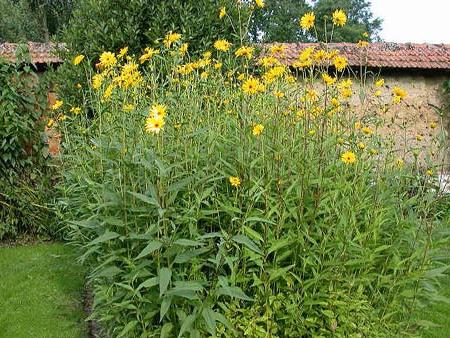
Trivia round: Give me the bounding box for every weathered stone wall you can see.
[350,73,449,168]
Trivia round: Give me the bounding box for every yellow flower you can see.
[321,73,336,86]
[139,47,159,64]
[341,151,357,164]
[70,107,81,115]
[99,51,117,68]
[262,65,286,83]
[252,124,264,136]
[179,43,189,56]
[219,7,226,19]
[357,40,369,47]
[164,32,182,48]
[333,55,347,71]
[214,62,222,69]
[337,138,345,145]
[201,71,209,79]
[370,149,378,155]
[214,39,232,52]
[235,46,255,59]
[47,118,54,128]
[51,100,63,110]
[375,79,384,87]
[118,47,128,58]
[392,86,407,103]
[416,134,423,141]
[430,122,437,129]
[75,83,82,89]
[203,51,212,59]
[144,116,165,134]
[73,54,85,65]
[396,159,404,168]
[229,176,241,187]
[123,103,135,112]
[313,49,327,62]
[426,169,433,176]
[242,77,265,95]
[273,90,284,98]
[269,44,286,55]
[92,74,103,90]
[357,142,366,150]
[58,114,67,121]
[237,73,245,81]
[331,98,340,108]
[332,9,347,27]
[149,104,167,118]
[374,90,382,97]
[308,129,316,136]
[255,0,264,8]
[102,84,114,100]
[363,32,369,38]
[300,12,315,30]
[354,121,361,129]
[285,75,296,83]
[259,56,280,67]
[362,127,373,136]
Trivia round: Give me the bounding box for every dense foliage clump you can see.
[0,47,56,239]
[53,4,449,337]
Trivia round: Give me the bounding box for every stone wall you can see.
[349,72,449,168]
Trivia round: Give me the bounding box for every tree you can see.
[312,0,382,42]
[250,0,312,42]
[250,0,382,43]
[0,0,44,42]
[0,0,74,42]
[62,0,248,58]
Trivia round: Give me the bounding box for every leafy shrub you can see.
[55,0,249,121]
[0,47,56,240]
[0,0,44,42]
[58,5,449,337]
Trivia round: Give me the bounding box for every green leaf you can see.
[267,239,292,255]
[117,320,138,337]
[178,314,196,338]
[217,286,253,301]
[128,191,160,207]
[136,240,163,259]
[202,308,216,335]
[161,323,173,338]
[244,216,276,225]
[321,310,335,318]
[242,225,263,242]
[89,230,120,245]
[138,277,159,290]
[425,266,448,278]
[174,239,204,247]
[174,247,210,264]
[268,265,295,282]
[159,267,172,296]
[160,296,172,322]
[231,234,262,254]
[166,282,204,300]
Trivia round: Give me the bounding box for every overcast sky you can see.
[370,0,450,43]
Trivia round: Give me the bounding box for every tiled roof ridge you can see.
[262,42,450,70]
[0,42,65,64]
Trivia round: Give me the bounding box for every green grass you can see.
[0,243,86,338]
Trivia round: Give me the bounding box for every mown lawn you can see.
[0,243,86,338]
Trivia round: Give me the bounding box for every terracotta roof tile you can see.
[263,42,450,70]
[0,42,64,64]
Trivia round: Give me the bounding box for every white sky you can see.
[370,0,450,43]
